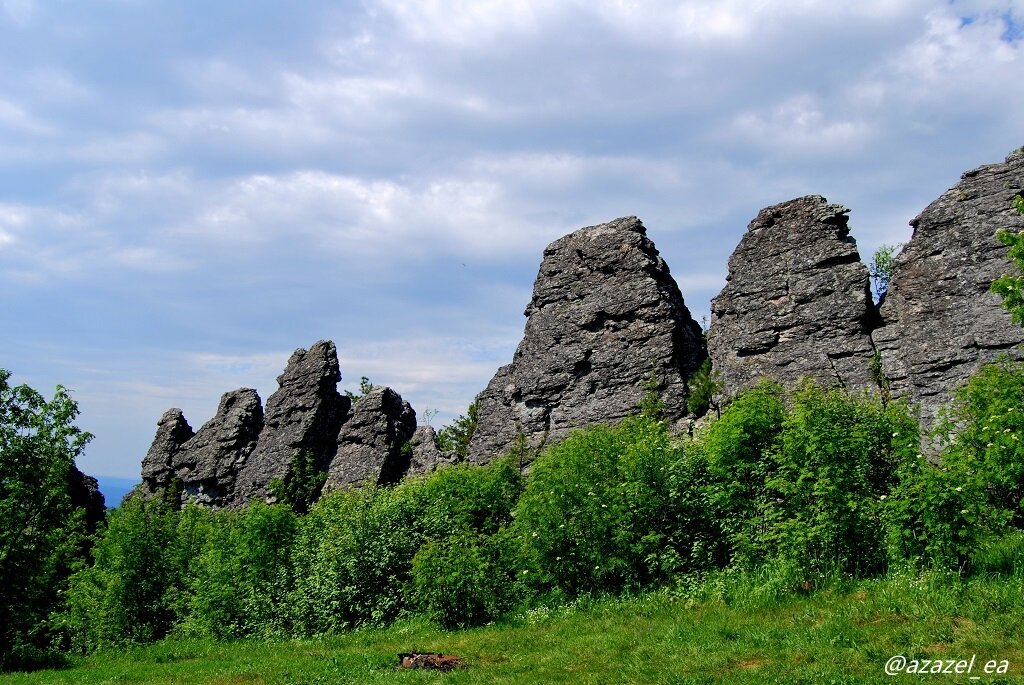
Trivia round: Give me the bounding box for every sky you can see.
[1,0,1022,486]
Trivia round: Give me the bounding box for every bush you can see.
[410,533,494,628]
[769,383,917,578]
[67,497,187,650]
[183,502,297,639]
[699,381,786,569]
[700,381,917,580]
[513,416,701,596]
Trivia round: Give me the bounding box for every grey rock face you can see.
[467,216,706,463]
[707,196,877,398]
[173,388,264,507]
[406,425,455,476]
[138,408,194,496]
[324,387,417,491]
[873,149,1024,429]
[233,341,350,505]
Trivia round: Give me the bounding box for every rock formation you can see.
[133,148,1024,506]
[233,341,350,505]
[873,148,1024,429]
[706,195,877,397]
[138,408,194,496]
[171,388,264,507]
[467,216,706,463]
[324,387,417,491]
[406,425,454,476]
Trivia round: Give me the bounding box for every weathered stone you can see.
[138,408,194,496]
[68,466,105,533]
[406,425,455,476]
[233,341,350,505]
[173,388,264,507]
[323,387,416,491]
[707,195,877,398]
[873,148,1024,430]
[467,216,705,463]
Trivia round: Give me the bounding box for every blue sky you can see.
[1,0,1022,484]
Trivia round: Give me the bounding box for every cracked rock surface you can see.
[873,149,1024,429]
[467,216,705,464]
[707,195,877,398]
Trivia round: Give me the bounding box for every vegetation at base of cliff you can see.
[0,370,94,671]
[7,354,1024,675]
[38,361,1024,661]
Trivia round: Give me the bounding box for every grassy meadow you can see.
[4,572,1023,685]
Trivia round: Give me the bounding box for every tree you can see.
[869,243,901,302]
[0,370,93,670]
[344,376,376,402]
[686,358,722,419]
[437,400,479,459]
[991,195,1024,326]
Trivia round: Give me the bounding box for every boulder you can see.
[873,148,1024,430]
[233,341,350,505]
[707,195,877,397]
[323,387,416,491]
[467,216,705,463]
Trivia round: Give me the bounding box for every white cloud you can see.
[0,98,55,135]
[726,94,875,155]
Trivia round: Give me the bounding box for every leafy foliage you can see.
[513,416,703,596]
[436,400,479,459]
[344,376,376,402]
[268,451,326,515]
[0,370,94,670]
[67,497,195,650]
[686,358,721,418]
[869,243,901,301]
[990,195,1024,325]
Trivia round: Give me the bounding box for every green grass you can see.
[5,573,1024,684]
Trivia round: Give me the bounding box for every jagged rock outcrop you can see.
[68,465,105,533]
[873,148,1024,429]
[138,408,194,496]
[707,196,877,397]
[406,425,454,476]
[170,388,264,507]
[233,341,350,505]
[323,387,417,491]
[467,216,706,463]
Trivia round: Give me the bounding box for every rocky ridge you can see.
[135,148,1024,508]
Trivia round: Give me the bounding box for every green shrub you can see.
[410,533,494,628]
[67,497,185,650]
[768,383,917,579]
[699,381,787,569]
[513,416,700,596]
[701,381,917,580]
[183,502,296,639]
[290,485,421,634]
